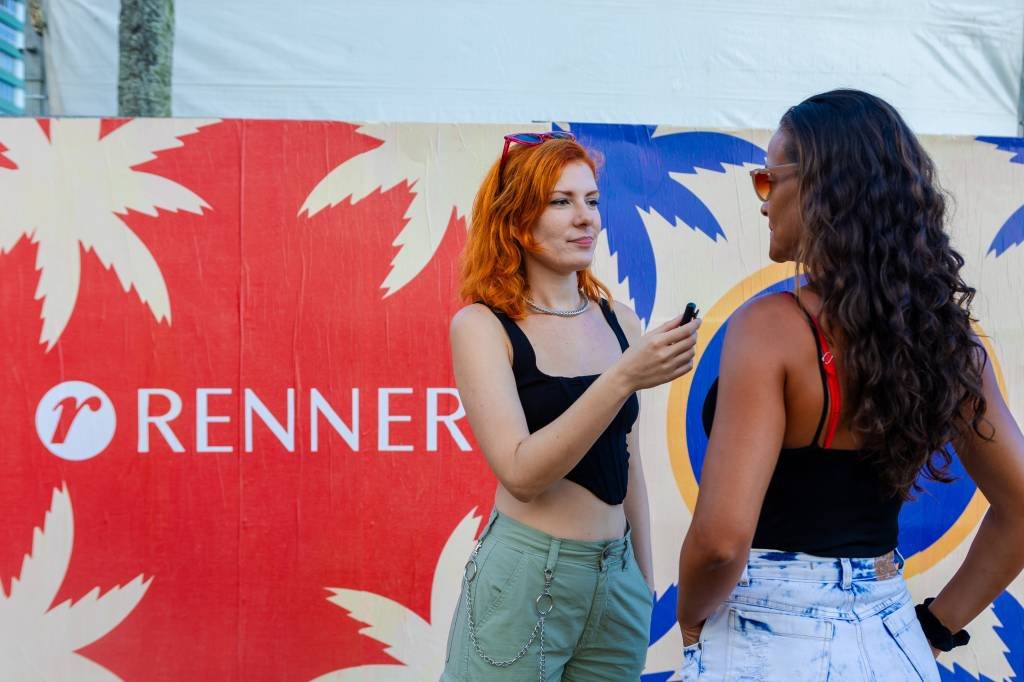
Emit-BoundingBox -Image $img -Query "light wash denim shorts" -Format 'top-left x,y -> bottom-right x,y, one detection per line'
681,548 -> 940,681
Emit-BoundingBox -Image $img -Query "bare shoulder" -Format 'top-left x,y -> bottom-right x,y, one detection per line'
450,303 -> 512,363
610,299 -> 642,343
724,293 -> 808,357
450,302 -> 503,337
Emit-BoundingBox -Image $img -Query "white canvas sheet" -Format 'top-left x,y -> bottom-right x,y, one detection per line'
41,0 -> 1024,135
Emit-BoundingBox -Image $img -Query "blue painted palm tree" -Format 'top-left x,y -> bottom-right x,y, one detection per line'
562,124 -> 766,321
640,586 -> 682,681
977,136 -> 1024,256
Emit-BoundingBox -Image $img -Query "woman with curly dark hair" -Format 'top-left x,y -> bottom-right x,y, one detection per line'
675,89 -> 1024,681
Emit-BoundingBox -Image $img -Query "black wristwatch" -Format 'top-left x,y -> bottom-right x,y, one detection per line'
915,598 -> 970,652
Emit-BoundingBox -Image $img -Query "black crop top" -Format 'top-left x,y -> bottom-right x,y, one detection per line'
702,292 -> 902,558
489,299 -> 639,505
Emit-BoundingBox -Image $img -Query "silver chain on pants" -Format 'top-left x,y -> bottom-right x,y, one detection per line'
462,538 -> 555,682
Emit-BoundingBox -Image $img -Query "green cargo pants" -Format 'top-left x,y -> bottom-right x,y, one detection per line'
441,509 -> 653,681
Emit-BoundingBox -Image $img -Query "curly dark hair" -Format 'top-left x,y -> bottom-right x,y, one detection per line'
779,89 -> 990,498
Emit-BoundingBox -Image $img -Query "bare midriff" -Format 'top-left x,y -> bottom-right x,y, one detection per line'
493,480 -> 628,542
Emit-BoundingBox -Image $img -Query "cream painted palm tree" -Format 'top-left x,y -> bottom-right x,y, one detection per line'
313,508 -> 482,680
0,484 -> 152,680
0,118 -> 217,350
299,124 -> 548,298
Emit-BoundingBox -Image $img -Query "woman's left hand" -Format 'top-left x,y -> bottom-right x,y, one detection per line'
681,621 -> 704,647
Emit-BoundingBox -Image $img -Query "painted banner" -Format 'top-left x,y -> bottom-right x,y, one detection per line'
0,119 -> 1022,681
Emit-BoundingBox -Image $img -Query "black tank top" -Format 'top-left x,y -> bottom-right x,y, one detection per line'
702,292 -> 902,557
489,299 -> 639,505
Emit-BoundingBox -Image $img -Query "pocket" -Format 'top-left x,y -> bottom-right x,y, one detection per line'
466,550 -> 548,672
640,571 -> 655,601
882,602 -> 941,681
445,543 -> 487,667
681,642 -> 702,680
726,607 -> 833,681
472,540 -> 528,628
606,555 -> 655,644
628,552 -> 655,601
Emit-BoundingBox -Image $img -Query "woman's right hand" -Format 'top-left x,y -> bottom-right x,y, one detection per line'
613,316 -> 700,391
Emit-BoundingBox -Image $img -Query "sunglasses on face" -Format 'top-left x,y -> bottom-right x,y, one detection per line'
498,131 -> 577,191
749,162 -> 799,201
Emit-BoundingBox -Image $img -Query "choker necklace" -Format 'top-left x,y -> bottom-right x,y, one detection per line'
526,290 -> 590,317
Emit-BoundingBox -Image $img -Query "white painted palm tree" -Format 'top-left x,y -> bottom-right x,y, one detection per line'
0,118 -> 216,350
313,508 -> 482,681
0,485 -> 152,680
299,124 -> 546,298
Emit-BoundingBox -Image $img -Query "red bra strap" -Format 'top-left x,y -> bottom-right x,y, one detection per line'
782,292 -> 842,448
806,310 -> 841,448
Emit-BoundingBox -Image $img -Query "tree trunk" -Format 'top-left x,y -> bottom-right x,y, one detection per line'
117,0 -> 174,116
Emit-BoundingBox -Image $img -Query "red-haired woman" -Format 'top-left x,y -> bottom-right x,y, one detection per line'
441,132 -> 700,681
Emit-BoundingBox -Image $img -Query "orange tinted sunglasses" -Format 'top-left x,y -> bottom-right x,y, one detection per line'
749,162 -> 799,201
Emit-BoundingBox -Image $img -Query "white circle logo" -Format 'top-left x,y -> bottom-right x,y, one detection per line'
35,381 -> 116,461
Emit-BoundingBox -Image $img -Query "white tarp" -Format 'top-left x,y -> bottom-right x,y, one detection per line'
41,0 -> 1024,134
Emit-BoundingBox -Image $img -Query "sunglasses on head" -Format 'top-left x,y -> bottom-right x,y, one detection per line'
497,131 -> 577,191
749,162 -> 799,201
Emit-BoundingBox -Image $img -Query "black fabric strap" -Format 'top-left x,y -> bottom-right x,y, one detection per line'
915,598 -> 970,652
487,307 -> 539,378
598,299 -> 630,352
488,299 -> 629,376
782,291 -> 830,448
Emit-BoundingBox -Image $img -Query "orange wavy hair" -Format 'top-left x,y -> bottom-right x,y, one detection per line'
460,137 -> 612,318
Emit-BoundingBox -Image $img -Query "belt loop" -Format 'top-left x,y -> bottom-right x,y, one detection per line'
840,558 -> 853,590
478,508 -> 500,545
621,536 -> 630,571
546,538 -> 561,575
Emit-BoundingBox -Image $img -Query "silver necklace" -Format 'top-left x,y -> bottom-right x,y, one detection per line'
526,290 -> 589,317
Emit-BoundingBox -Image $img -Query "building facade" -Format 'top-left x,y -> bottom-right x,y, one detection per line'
0,0 -> 25,115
